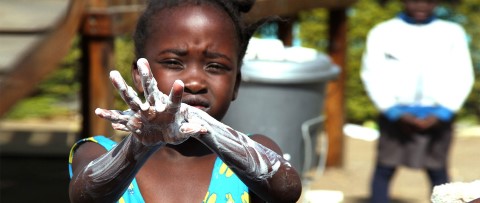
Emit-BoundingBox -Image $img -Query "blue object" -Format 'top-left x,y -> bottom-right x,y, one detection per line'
385,105 -> 453,121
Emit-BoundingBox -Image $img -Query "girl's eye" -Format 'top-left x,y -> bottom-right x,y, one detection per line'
205,63 -> 230,73
160,60 -> 183,69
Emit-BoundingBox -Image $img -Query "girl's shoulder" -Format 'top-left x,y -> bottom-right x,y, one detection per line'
68,136 -> 114,177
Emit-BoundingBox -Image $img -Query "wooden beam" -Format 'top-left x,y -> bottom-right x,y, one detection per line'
0,0 -> 86,117
73,7 -> 142,142
75,0 -> 358,37
80,35 -> 115,138
80,1 -> 116,138
81,5 -> 144,36
325,8 -> 347,167
277,16 -> 296,47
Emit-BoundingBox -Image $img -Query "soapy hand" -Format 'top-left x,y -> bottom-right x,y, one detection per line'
94,58 -> 208,146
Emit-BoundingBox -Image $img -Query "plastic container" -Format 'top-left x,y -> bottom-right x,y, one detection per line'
222,53 -> 340,175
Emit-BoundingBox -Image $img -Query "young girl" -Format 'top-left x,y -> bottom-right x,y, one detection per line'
68,0 -> 302,202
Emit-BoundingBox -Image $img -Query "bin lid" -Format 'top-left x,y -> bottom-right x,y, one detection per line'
241,53 -> 340,84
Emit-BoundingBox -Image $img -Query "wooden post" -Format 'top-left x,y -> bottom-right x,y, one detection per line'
80,4 -> 115,138
277,16 -> 296,47
325,8 -> 347,167
78,3 -> 145,139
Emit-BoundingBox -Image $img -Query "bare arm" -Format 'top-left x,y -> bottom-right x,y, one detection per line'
168,98 -> 302,202
173,98 -> 301,201
69,59 -> 189,202
69,135 -> 161,203
192,116 -> 302,202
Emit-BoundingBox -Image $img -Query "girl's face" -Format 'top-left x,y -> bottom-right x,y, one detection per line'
403,0 -> 438,22
138,4 -> 240,121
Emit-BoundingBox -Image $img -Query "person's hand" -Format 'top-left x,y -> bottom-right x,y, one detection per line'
414,116 -> 439,131
94,58 -> 208,146
399,114 -> 439,134
398,114 -> 418,134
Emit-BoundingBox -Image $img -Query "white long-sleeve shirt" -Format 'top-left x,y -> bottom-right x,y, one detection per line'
361,17 -> 474,113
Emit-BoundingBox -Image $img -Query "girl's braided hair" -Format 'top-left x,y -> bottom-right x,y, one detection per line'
133,0 -> 265,68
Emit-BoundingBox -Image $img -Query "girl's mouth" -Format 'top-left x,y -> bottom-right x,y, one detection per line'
182,97 -> 210,112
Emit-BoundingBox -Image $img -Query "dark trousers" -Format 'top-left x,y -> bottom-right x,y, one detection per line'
370,164 -> 449,203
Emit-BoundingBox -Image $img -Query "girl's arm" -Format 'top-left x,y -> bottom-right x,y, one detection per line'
70,59 -> 190,202
163,97 -> 302,202
69,135 -> 162,203
188,110 -> 303,202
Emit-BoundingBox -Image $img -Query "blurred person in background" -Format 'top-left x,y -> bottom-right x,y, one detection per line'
360,0 -> 474,202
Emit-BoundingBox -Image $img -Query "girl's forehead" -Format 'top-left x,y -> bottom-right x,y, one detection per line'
155,3 -> 232,25
149,4 -> 239,45
145,4 -> 240,59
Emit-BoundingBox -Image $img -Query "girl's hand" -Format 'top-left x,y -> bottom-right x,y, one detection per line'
94,58 -> 207,146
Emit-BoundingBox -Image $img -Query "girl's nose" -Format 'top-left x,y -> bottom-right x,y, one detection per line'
182,67 -> 208,94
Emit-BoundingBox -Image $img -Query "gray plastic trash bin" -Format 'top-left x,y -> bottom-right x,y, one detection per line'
222,53 -> 340,175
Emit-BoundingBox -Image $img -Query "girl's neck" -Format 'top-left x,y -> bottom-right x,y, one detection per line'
164,138 -> 213,157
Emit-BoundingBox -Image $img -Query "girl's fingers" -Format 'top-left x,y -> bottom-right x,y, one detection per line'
151,91 -> 168,113
126,114 -> 143,135
167,80 -> 184,114
102,60 -> 186,140
112,123 -> 130,132
137,58 -> 169,113
179,117 -> 209,135
110,71 -> 147,111
179,123 -> 208,136
94,108 -> 131,125
137,58 -> 156,97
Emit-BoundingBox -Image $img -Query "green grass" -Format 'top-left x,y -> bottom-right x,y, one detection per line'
4,96 -> 74,119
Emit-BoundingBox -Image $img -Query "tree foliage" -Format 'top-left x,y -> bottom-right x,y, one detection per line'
5,37 -> 82,119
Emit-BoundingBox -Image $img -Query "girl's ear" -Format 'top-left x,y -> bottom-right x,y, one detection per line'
232,72 -> 241,101
131,61 -> 144,93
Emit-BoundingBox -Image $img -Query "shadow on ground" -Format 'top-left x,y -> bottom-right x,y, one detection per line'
0,155 -> 70,203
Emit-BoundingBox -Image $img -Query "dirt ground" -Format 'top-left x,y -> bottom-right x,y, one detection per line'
301,130 -> 480,203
